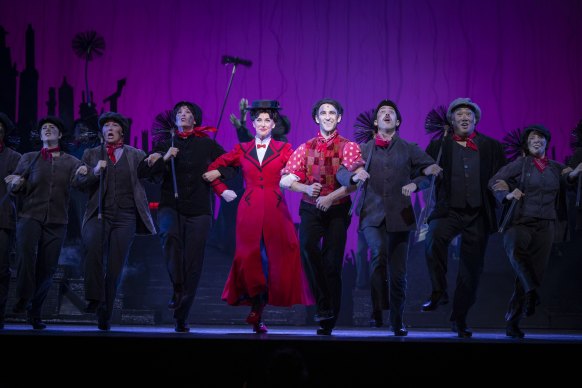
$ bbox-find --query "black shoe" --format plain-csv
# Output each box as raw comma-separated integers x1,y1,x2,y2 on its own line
29,317,46,330
316,327,333,335
524,290,540,317
314,310,335,322
84,300,101,314
369,311,383,328
506,323,525,338
393,328,408,337
421,291,449,312
12,298,28,314
451,321,472,338
97,319,111,331
175,320,190,333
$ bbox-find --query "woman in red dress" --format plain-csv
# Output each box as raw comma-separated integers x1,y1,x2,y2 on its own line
205,100,312,333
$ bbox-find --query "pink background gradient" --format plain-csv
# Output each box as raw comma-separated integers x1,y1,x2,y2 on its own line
2,0,582,250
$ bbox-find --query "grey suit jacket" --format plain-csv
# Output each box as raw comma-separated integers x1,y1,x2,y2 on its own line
13,151,82,225
337,135,434,232
76,145,156,235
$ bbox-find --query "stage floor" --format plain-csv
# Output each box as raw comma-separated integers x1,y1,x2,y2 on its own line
3,323,582,343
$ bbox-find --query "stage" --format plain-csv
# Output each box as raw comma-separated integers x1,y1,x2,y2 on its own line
2,323,581,386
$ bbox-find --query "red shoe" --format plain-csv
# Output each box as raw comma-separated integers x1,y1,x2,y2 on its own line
253,321,268,333
246,303,265,325
246,311,261,325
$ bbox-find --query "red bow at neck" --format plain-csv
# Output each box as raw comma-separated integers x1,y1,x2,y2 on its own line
316,131,338,153
533,156,549,173
375,135,390,148
106,141,124,163
41,146,60,160
176,126,217,139
452,132,478,151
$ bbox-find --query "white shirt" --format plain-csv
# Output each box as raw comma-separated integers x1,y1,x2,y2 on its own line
111,147,124,164
279,173,300,189
255,136,271,165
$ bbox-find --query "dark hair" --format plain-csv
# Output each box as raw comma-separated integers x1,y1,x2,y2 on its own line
311,99,344,123
374,99,402,130
173,101,203,125
250,108,279,123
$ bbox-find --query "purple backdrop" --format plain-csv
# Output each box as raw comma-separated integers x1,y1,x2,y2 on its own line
2,0,582,252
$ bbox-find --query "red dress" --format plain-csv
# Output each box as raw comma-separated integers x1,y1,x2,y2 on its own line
208,140,313,307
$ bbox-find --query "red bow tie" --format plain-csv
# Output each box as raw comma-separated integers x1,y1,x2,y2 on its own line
257,144,267,149
315,131,338,153
40,146,60,160
452,132,478,151
106,142,124,163
375,137,390,148
533,156,549,173
176,126,217,139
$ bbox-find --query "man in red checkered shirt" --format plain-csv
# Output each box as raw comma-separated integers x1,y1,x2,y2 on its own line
280,99,362,335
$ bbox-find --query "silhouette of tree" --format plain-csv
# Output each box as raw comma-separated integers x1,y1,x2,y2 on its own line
72,31,105,107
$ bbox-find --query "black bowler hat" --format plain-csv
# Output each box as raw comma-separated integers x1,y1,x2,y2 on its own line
173,101,203,126
99,112,130,134
246,100,282,111
374,99,402,129
38,116,65,134
523,124,551,144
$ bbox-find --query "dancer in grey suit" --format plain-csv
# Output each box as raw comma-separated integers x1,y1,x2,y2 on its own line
76,112,156,331
337,99,439,336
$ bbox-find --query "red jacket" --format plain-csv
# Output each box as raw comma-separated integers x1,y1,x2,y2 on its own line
209,139,313,307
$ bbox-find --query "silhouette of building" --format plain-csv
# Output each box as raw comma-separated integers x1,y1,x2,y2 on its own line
17,24,39,152
47,87,56,115
0,25,18,121
59,77,74,132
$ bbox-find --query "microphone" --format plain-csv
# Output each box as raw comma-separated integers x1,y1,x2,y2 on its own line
221,55,252,67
